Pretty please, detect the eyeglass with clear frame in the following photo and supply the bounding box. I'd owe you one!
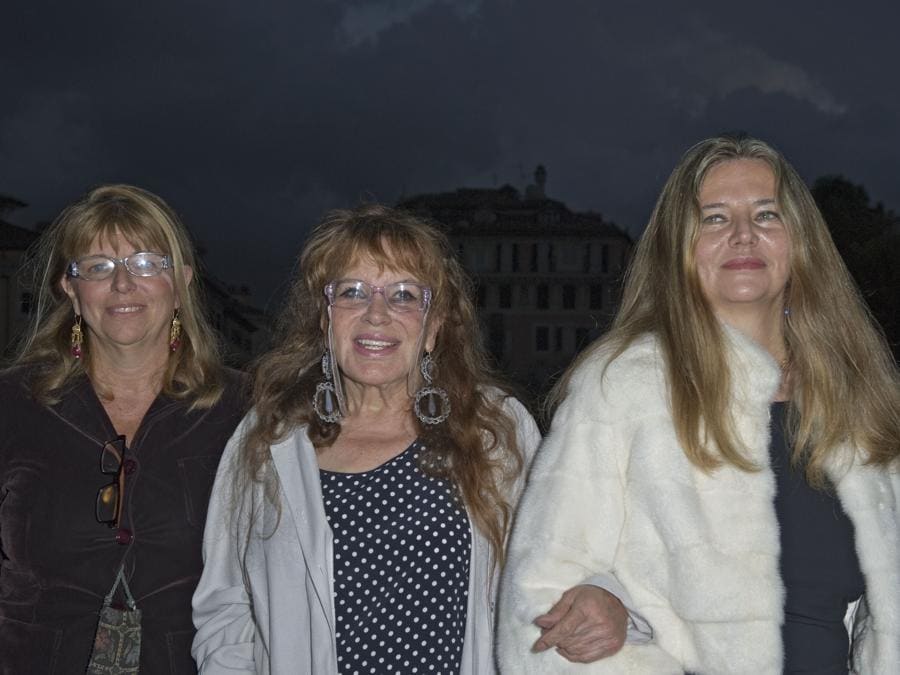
[325,279,432,312]
[67,252,172,281]
[96,436,127,528]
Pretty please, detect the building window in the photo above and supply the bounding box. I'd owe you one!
[496,243,503,272]
[530,243,539,272]
[547,244,556,272]
[583,243,591,272]
[499,284,512,309]
[473,245,493,272]
[537,284,549,309]
[535,326,549,352]
[590,284,603,310]
[554,326,564,352]
[562,284,576,309]
[476,284,486,308]
[601,244,609,274]
[512,243,519,272]
[518,285,530,305]
[20,292,33,314]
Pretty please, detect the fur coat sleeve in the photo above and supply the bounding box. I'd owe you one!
[498,336,696,674]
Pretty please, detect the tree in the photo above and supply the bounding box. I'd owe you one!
[0,194,27,216]
[812,176,900,358]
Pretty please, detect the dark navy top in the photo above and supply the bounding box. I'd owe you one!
[320,440,471,674]
[770,402,865,674]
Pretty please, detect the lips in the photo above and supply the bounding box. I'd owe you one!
[722,257,765,270]
[354,336,400,354]
[106,304,146,314]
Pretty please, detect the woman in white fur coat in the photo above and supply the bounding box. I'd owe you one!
[498,135,900,674]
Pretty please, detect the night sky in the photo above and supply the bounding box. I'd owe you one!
[4,1,899,308]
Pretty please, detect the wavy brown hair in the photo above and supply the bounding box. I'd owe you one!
[554,135,899,485]
[239,203,525,565]
[15,184,224,408]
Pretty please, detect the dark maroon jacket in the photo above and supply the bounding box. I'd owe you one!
[0,365,247,674]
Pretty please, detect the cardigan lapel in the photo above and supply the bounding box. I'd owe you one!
[269,430,335,633]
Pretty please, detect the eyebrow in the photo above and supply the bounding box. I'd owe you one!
[341,277,422,285]
[701,198,777,210]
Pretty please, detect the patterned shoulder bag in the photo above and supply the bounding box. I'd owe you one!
[86,563,142,673]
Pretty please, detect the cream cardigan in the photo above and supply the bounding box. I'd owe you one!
[498,327,900,674]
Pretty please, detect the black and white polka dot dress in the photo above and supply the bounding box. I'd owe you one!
[320,440,472,674]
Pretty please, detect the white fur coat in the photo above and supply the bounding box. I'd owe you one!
[498,327,900,674]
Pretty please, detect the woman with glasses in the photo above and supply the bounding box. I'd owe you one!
[192,204,540,674]
[0,185,246,673]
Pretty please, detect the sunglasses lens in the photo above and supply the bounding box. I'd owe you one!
[100,440,124,474]
[96,483,119,524]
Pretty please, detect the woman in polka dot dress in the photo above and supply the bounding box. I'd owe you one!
[192,204,541,674]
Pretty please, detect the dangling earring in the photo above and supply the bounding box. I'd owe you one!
[414,351,451,425]
[70,314,84,359]
[169,309,182,352]
[313,350,342,423]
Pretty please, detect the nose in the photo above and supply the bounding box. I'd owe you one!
[728,212,758,246]
[110,261,136,292]
[363,289,390,323]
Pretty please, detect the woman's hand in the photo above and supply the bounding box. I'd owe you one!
[531,585,627,663]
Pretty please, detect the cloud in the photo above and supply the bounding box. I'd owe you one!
[334,0,482,47]
[653,23,847,117]
[4,0,898,304]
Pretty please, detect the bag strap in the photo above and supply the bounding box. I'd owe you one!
[104,562,137,611]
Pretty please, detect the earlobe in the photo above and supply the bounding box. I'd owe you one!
[175,265,194,310]
[59,276,80,315]
[425,318,442,353]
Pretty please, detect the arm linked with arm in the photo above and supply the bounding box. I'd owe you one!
[497,369,679,673]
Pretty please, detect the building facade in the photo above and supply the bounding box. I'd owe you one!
[203,278,272,368]
[399,170,632,396]
[0,216,39,359]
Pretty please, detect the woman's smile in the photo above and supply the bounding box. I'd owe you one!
[353,335,400,355]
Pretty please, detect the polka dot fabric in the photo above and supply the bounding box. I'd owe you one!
[320,440,471,674]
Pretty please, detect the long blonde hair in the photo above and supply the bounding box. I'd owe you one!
[240,204,525,565]
[16,184,224,408]
[556,135,899,484]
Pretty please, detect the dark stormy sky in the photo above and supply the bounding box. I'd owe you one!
[3,0,899,308]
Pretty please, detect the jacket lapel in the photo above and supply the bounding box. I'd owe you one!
[269,430,335,633]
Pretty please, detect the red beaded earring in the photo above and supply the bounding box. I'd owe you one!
[169,309,182,352]
[70,314,84,359]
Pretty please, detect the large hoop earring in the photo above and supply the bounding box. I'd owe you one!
[313,350,342,423]
[70,314,84,359]
[169,309,182,352]
[414,351,450,425]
